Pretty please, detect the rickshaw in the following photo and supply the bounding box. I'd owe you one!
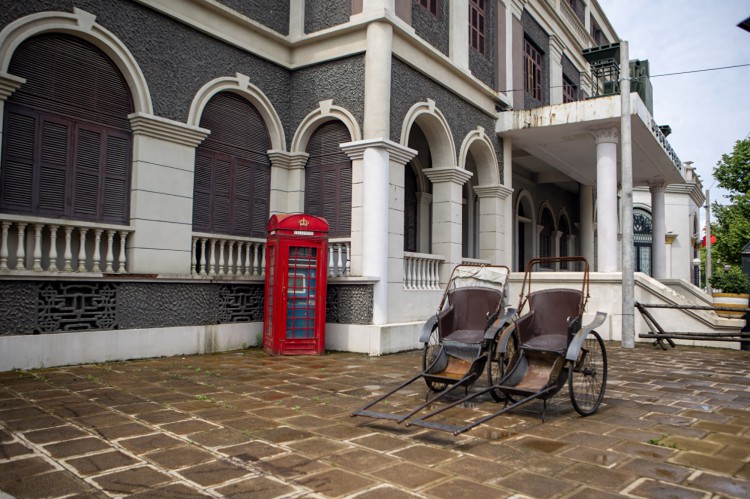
[351,264,515,423]
[408,256,608,435]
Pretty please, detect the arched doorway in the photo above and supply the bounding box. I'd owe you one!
[634,208,653,275]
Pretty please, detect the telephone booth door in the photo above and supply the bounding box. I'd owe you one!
[263,214,328,355]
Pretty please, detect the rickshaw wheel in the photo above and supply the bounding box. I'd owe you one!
[568,330,607,416]
[487,331,519,402]
[422,327,448,391]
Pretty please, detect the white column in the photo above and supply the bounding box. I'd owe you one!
[341,139,417,325]
[591,126,619,272]
[474,184,513,264]
[363,21,392,140]
[423,167,473,283]
[549,35,565,105]
[502,137,514,265]
[289,0,305,40]
[650,181,667,279]
[450,0,469,70]
[128,113,209,274]
[579,184,595,266]
[416,192,432,253]
[268,151,309,214]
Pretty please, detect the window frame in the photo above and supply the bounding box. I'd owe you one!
[416,0,439,16]
[469,0,486,56]
[563,75,577,103]
[524,38,543,101]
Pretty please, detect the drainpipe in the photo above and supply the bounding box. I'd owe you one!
[620,41,635,349]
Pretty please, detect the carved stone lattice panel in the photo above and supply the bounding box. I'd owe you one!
[0,282,38,335]
[218,284,264,323]
[117,283,220,329]
[326,284,373,324]
[37,282,117,333]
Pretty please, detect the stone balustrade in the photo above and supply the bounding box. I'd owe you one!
[328,239,350,277]
[191,233,266,278]
[0,215,131,274]
[403,251,444,290]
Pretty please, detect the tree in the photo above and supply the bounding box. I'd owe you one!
[711,138,750,267]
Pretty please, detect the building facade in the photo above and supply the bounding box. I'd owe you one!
[0,0,715,369]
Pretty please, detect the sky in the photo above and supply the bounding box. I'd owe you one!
[596,0,750,206]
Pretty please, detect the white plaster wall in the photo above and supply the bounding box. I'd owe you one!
[0,323,262,372]
[128,133,198,275]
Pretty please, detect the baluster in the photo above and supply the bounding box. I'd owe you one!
[236,242,244,276]
[118,231,128,273]
[259,243,266,275]
[404,258,411,290]
[0,221,10,271]
[199,238,208,276]
[207,238,217,276]
[15,223,27,270]
[345,243,351,275]
[217,239,226,276]
[31,223,43,271]
[191,236,198,275]
[432,260,439,289]
[336,244,344,277]
[421,258,428,290]
[252,244,260,276]
[328,245,334,277]
[242,241,253,276]
[62,226,74,272]
[104,230,115,273]
[77,228,88,272]
[92,229,103,272]
[227,241,236,276]
[48,225,59,272]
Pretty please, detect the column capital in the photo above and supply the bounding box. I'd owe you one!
[649,180,667,192]
[590,126,619,145]
[474,184,514,199]
[548,34,565,61]
[416,192,432,206]
[511,0,527,19]
[340,138,417,164]
[0,72,26,101]
[267,150,309,169]
[128,112,210,147]
[423,167,473,185]
[665,232,677,244]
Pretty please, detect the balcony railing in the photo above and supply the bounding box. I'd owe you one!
[403,252,444,290]
[191,233,266,278]
[0,215,132,274]
[328,238,350,277]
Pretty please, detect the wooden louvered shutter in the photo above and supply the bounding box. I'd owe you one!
[1,34,133,223]
[194,92,271,237]
[404,164,418,252]
[304,121,352,238]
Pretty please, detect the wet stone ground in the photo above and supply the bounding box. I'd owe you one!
[1,343,749,498]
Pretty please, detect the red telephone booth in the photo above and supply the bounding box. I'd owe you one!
[263,214,329,355]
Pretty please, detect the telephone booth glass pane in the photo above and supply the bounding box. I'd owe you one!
[286,246,317,339]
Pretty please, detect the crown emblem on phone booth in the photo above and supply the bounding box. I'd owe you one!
[299,217,310,227]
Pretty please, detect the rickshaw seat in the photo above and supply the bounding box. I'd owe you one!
[517,288,583,355]
[439,287,504,345]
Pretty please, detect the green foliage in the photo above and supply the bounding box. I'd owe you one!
[711,138,750,266]
[713,138,750,199]
[709,266,750,294]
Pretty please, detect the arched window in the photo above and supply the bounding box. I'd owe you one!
[539,207,555,261]
[634,208,653,275]
[193,92,271,237]
[304,121,352,238]
[559,214,571,269]
[1,34,134,224]
[404,164,418,252]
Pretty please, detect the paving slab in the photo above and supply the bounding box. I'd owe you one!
[0,343,748,498]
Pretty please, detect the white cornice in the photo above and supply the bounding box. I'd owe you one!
[474,184,514,199]
[267,150,309,169]
[340,138,417,164]
[128,112,210,147]
[423,167,473,185]
[0,72,25,100]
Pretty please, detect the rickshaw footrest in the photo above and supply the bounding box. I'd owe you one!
[351,410,404,422]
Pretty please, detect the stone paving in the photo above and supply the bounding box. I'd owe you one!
[1,343,749,498]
